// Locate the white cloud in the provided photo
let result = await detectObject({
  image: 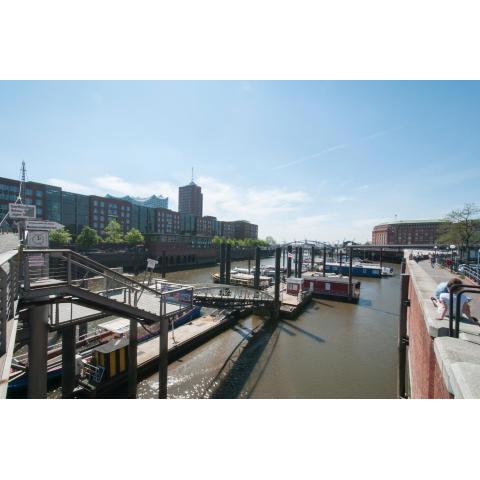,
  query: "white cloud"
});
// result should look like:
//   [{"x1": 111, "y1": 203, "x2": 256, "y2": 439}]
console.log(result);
[
  {"x1": 48, "y1": 178, "x2": 95, "y2": 195},
  {"x1": 331, "y1": 195, "x2": 353, "y2": 203}
]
